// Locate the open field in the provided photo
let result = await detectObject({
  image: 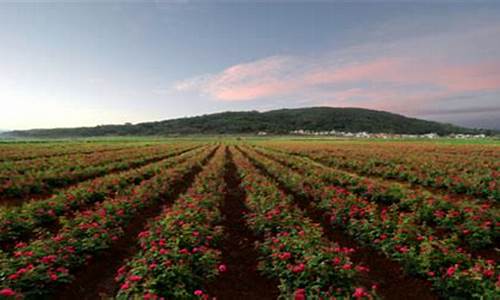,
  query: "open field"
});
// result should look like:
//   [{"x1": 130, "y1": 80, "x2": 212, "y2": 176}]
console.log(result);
[{"x1": 0, "y1": 139, "x2": 498, "y2": 299}]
